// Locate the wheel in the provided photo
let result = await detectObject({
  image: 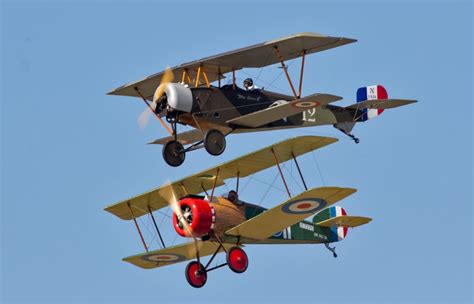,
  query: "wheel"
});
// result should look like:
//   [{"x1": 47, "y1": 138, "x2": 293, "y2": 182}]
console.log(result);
[
  {"x1": 226, "y1": 246, "x2": 248, "y2": 273},
  {"x1": 185, "y1": 261, "x2": 207, "y2": 288},
  {"x1": 204, "y1": 129, "x2": 226, "y2": 156},
  {"x1": 162, "y1": 140, "x2": 185, "y2": 167}
]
